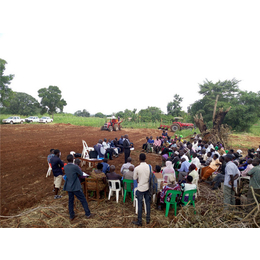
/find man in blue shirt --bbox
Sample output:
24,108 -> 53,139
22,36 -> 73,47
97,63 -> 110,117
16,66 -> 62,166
64,154 -> 95,221
178,158 -> 191,181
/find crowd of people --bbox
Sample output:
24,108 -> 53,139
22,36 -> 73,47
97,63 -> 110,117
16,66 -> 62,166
47,131 -> 260,225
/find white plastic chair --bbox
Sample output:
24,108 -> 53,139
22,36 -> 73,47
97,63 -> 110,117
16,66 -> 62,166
193,176 -> 200,198
133,188 -> 147,214
108,180 -> 123,203
81,140 -> 94,166
163,173 -> 175,184
46,162 -> 52,178
152,178 -> 163,203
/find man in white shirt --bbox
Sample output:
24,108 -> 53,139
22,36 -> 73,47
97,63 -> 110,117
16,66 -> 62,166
223,154 -> 240,210
132,153 -> 151,226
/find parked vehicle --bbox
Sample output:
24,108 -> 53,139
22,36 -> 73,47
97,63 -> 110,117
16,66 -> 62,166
39,117 -> 53,123
158,117 -> 195,132
2,116 -> 25,124
25,116 -> 39,123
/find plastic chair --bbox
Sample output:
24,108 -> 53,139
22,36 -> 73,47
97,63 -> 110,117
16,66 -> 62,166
164,190 -> 182,217
133,188 -> 147,214
163,173 -> 175,184
46,162 -> 52,177
81,140 -> 94,167
193,177 -> 200,197
122,179 -> 134,202
181,189 -> 197,213
108,180 -> 123,203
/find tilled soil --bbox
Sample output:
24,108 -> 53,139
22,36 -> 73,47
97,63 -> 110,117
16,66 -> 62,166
0,124 -> 163,216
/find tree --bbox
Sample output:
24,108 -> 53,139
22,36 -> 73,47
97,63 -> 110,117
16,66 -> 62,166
38,86 -> 67,118
138,106 -> 163,122
0,58 -> 14,108
189,78 -> 260,132
95,112 -> 106,118
6,92 -> 40,116
167,94 -> 183,117
74,109 -> 90,117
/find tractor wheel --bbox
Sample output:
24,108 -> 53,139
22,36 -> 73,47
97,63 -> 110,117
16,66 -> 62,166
101,126 -> 105,130
108,126 -> 113,132
170,124 -> 180,132
113,124 -> 119,131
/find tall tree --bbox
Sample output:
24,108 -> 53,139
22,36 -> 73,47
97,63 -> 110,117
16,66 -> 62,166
74,109 -> 90,117
0,58 -> 14,107
167,94 -> 183,117
38,86 -> 67,118
7,92 -> 40,116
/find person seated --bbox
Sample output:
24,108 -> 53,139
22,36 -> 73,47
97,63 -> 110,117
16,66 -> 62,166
162,160 -> 176,179
142,137 -> 149,151
200,154 -> 221,182
102,138 -> 114,160
153,165 -> 163,180
241,158 -> 254,177
188,164 -> 199,184
154,136 -> 162,154
123,165 -> 134,189
88,163 -> 107,194
201,152 -> 212,166
94,139 -> 105,158
146,136 -> 154,152
106,165 -> 122,181
157,175 -> 181,210
74,158 -> 87,183
162,130 -> 170,141
101,158 -> 110,175
208,156 -> 226,190
191,153 -> 201,170
178,158 -> 191,181
120,157 -> 135,174
108,139 -> 119,157
184,175 -> 197,191
113,137 -> 123,153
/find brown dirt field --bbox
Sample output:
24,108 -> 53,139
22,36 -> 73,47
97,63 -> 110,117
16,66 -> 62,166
0,124 -> 163,216
1,124 -> 260,228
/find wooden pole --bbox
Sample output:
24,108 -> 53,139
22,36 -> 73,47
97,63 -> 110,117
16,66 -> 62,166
212,95 -> 219,121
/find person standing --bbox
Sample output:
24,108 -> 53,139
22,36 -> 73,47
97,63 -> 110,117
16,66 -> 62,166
223,154 -> 240,210
123,134 -> 132,163
247,158 -> 260,210
63,154 -> 95,221
132,153 -> 151,226
50,149 -> 64,199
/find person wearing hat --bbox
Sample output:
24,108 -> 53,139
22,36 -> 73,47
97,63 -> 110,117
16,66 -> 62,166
223,154 -> 240,210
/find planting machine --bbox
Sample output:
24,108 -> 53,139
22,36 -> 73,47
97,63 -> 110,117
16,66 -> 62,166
158,117 -> 195,132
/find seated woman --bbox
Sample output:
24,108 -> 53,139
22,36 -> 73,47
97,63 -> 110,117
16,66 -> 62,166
188,163 -> 199,183
162,160 -> 176,180
157,175 -> 181,210
88,163 -> 107,194
200,154 -> 221,181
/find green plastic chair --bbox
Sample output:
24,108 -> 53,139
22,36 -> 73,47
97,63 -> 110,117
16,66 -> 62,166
164,190 -> 182,217
122,179 -> 134,203
168,152 -> 173,157
181,189 -> 197,213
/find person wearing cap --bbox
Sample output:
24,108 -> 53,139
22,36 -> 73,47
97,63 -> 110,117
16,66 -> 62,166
223,154 -> 240,210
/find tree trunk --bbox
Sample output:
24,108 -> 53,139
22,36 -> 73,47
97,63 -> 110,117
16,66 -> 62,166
213,106 -> 231,131
193,113 -> 207,134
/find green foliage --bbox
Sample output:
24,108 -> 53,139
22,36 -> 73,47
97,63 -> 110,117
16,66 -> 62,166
0,58 -> 14,107
74,109 -> 90,117
188,79 -> 260,132
5,92 -> 40,116
94,112 -> 106,118
167,94 -> 183,117
38,86 -> 67,118
138,106 -> 163,122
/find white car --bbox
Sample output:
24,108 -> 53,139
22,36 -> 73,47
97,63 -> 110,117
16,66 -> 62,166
39,116 -> 53,123
2,116 -> 25,124
25,116 -> 39,123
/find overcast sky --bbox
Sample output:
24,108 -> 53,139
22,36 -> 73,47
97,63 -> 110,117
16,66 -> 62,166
1,0 -> 259,115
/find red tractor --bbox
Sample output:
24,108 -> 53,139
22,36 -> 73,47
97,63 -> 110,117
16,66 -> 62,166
158,117 -> 195,132
101,116 -> 123,132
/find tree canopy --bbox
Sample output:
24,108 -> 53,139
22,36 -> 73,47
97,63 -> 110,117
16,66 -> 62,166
38,86 -> 67,118
167,94 -> 183,117
188,79 -> 260,131
0,58 -> 14,107
6,92 -> 40,116
74,109 -> 90,117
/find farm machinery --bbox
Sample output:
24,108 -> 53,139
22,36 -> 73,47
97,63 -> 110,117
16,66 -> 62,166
101,116 -> 123,132
158,117 -> 195,132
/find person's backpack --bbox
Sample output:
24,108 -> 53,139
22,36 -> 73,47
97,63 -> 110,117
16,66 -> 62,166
148,164 -> 158,197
